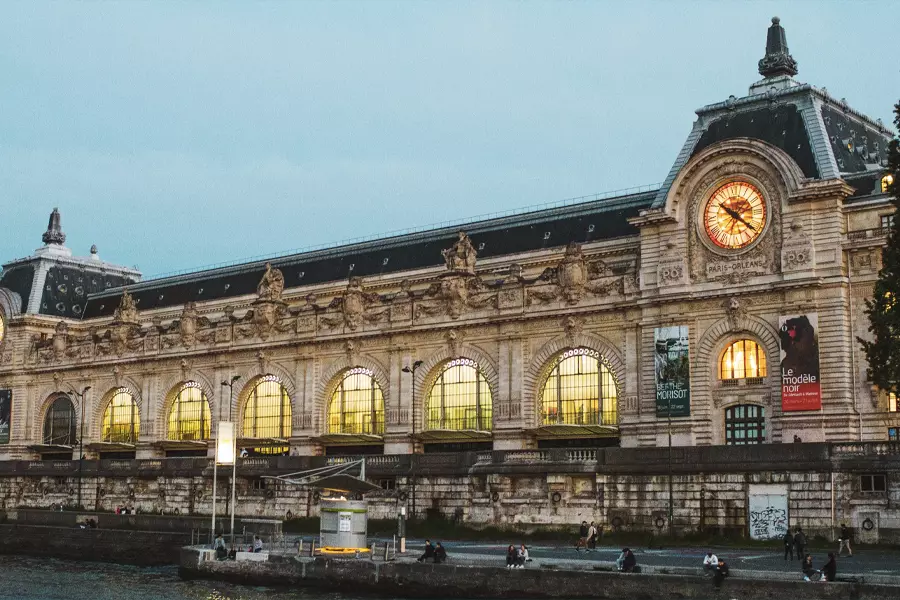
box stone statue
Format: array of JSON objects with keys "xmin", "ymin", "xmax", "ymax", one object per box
[
  {"xmin": 42, "ymin": 207, "xmax": 66, "ymax": 245},
  {"xmin": 113, "ymin": 290, "xmax": 139, "ymax": 324},
  {"xmin": 257, "ymin": 262, "xmax": 285, "ymax": 301},
  {"xmin": 442, "ymin": 231, "xmax": 477, "ymax": 274},
  {"xmin": 557, "ymin": 242, "xmax": 588, "ymax": 304}
]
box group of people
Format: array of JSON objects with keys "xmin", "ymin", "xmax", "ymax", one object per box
[
  {"xmin": 615, "ymin": 548, "xmax": 637, "ymax": 572},
  {"xmin": 114, "ymin": 505, "xmax": 135, "ymax": 515},
  {"xmin": 702, "ymin": 553, "xmax": 730, "ymax": 587},
  {"xmin": 213, "ymin": 533, "xmax": 264, "ymax": 560},
  {"xmin": 801, "ymin": 552, "xmax": 838, "ymax": 582},
  {"xmin": 575, "ymin": 520, "xmax": 601, "ymax": 551},
  {"xmin": 416, "ymin": 540, "xmax": 448, "ymax": 564},
  {"xmin": 505, "ymin": 544, "xmax": 530, "ymax": 568},
  {"xmin": 783, "ymin": 524, "xmax": 850, "ymax": 582}
]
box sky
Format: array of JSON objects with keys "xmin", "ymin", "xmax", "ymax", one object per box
[{"xmin": 1, "ymin": 1, "xmax": 897, "ymax": 278}]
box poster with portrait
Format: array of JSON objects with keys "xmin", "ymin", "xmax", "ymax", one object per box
[
  {"xmin": 654, "ymin": 326, "xmax": 690, "ymax": 417},
  {"xmin": 779, "ymin": 313, "xmax": 821, "ymax": 411},
  {"xmin": 0, "ymin": 389, "xmax": 10, "ymax": 444}
]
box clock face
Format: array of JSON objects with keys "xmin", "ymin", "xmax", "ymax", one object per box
[{"xmin": 703, "ymin": 181, "xmax": 766, "ymax": 249}]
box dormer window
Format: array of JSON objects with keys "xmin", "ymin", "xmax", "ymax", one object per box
[{"xmin": 883, "ymin": 174, "xmax": 894, "ymax": 194}]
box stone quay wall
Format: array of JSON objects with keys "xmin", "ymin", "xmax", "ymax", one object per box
[
  {"xmin": 180, "ymin": 548, "xmax": 899, "ymax": 600},
  {"xmin": 2, "ymin": 442, "xmax": 899, "ymax": 542}
]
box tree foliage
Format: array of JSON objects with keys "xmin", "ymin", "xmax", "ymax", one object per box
[{"xmin": 860, "ymin": 101, "xmax": 900, "ymax": 393}]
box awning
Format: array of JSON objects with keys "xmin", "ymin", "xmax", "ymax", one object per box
[
  {"xmin": 312, "ymin": 433, "xmax": 384, "ymax": 445},
  {"xmin": 87, "ymin": 441, "xmax": 136, "ymax": 452},
  {"xmin": 305, "ymin": 473, "xmax": 382, "ymax": 494},
  {"xmin": 237, "ymin": 437, "xmax": 289, "ymax": 447},
  {"xmin": 527, "ymin": 424, "xmax": 619, "ymax": 439},
  {"xmin": 27, "ymin": 444, "xmax": 73, "ymax": 454},
  {"xmin": 152, "ymin": 440, "xmax": 209, "ymax": 451},
  {"xmin": 411, "ymin": 429, "xmax": 492, "ymax": 442}
]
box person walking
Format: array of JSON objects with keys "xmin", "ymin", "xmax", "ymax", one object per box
[
  {"xmin": 587, "ymin": 521, "xmax": 598, "ymax": 551},
  {"xmin": 794, "ymin": 528, "xmax": 807, "ymax": 561},
  {"xmin": 783, "ymin": 530, "xmax": 795, "ymax": 561},
  {"xmin": 576, "ymin": 521, "xmax": 588, "ymax": 551},
  {"xmin": 837, "ymin": 524, "xmax": 853, "ymax": 557}
]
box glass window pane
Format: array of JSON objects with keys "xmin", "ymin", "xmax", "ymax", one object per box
[
  {"xmin": 724, "ymin": 404, "xmax": 765, "ymax": 445},
  {"xmin": 425, "ymin": 358, "xmax": 492, "ymax": 431},
  {"xmin": 43, "ymin": 395, "xmax": 76, "ymax": 446},
  {"xmin": 540, "ymin": 348, "xmax": 618, "ymax": 426},
  {"xmin": 242, "ymin": 376, "xmax": 292, "ymax": 454},
  {"xmin": 327, "ymin": 367, "xmax": 385, "ymax": 435},
  {"xmin": 167, "ymin": 382, "xmax": 211, "ymax": 441},
  {"xmin": 102, "ymin": 388, "xmax": 140, "ymax": 443},
  {"xmin": 720, "ymin": 340, "xmax": 767, "ymax": 380}
]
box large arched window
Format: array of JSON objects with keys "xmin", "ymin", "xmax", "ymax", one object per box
[
  {"xmin": 0, "ymin": 312, "xmax": 5, "ymax": 345},
  {"xmin": 327, "ymin": 368, "xmax": 385, "ymax": 435},
  {"xmin": 242, "ymin": 376, "xmax": 292, "ymax": 453},
  {"xmin": 540, "ymin": 348, "xmax": 618, "ymax": 426},
  {"xmin": 725, "ymin": 404, "xmax": 765, "ymax": 445},
  {"xmin": 43, "ymin": 395, "xmax": 76, "ymax": 446},
  {"xmin": 720, "ymin": 339, "xmax": 767, "ymax": 380},
  {"xmin": 101, "ymin": 388, "xmax": 140, "ymax": 444},
  {"xmin": 426, "ymin": 358, "xmax": 492, "ymax": 431},
  {"xmin": 167, "ymin": 382, "xmax": 211, "ymax": 441}
]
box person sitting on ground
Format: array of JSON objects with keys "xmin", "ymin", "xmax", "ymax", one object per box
[
  {"xmin": 214, "ymin": 534, "xmax": 227, "ymax": 561},
  {"xmin": 621, "ymin": 549, "xmax": 637, "ymax": 573},
  {"xmin": 87, "ymin": 518, "xmax": 97, "ymax": 529},
  {"xmin": 506, "ymin": 544, "xmax": 517, "ymax": 569},
  {"xmin": 417, "ymin": 540, "xmax": 435, "ymax": 563},
  {"xmin": 519, "ymin": 544, "xmax": 530, "ymax": 566},
  {"xmin": 822, "ymin": 553, "xmax": 837, "ymax": 582},
  {"xmin": 433, "ymin": 542, "xmax": 447, "ymax": 564},
  {"xmin": 576, "ymin": 521, "xmax": 588, "ymax": 551},
  {"xmin": 616, "ymin": 548, "xmax": 628, "ymax": 571},
  {"xmin": 713, "ymin": 559, "xmax": 729, "ymax": 587},
  {"xmin": 252, "ymin": 535, "xmax": 264, "ymax": 553},
  {"xmin": 702, "ymin": 551, "xmax": 718, "ymax": 574},
  {"xmin": 801, "ymin": 554, "xmax": 817, "ymax": 581}
]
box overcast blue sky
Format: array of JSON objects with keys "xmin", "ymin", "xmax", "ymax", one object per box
[{"xmin": 1, "ymin": 1, "xmax": 896, "ymax": 278}]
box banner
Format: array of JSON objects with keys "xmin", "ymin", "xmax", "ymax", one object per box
[
  {"xmin": 779, "ymin": 313, "xmax": 821, "ymax": 411},
  {"xmin": 654, "ymin": 326, "xmax": 690, "ymax": 417},
  {"xmin": 0, "ymin": 389, "xmax": 10, "ymax": 444}
]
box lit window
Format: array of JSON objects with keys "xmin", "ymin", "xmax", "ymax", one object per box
[
  {"xmin": 890, "ymin": 392, "xmax": 898, "ymax": 413},
  {"xmin": 882, "ymin": 174, "xmax": 894, "ymax": 194},
  {"xmin": 889, "ymin": 428, "xmax": 898, "ymax": 442},
  {"xmin": 540, "ymin": 348, "xmax": 618, "ymax": 426},
  {"xmin": 167, "ymin": 382, "xmax": 211, "ymax": 441},
  {"xmin": 426, "ymin": 358, "xmax": 493, "ymax": 431},
  {"xmin": 327, "ymin": 367, "xmax": 385, "ymax": 435},
  {"xmin": 882, "ymin": 215, "xmax": 895, "ymax": 230},
  {"xmin": 860, "ymin": 474, "xmax": 887, "ymax": 493},
  {"xmin": 241, "ymin": 376, "xmax": 291, "ymax": 454},
  {"xmin": 720, "ymin": 340, "xmax": 767, "ymax": 380},
  {"xmin": 43, "ymin": 395, "xmax": 76, "ymax": 446},
  {"xmin": 725, "ymin": 404, "xmax": 765, "ymax": 445},
  {"xmin": 102, "ymin": 388, "xmax": 140, "ymax": 444},
  {"xmin": 0, "ymin": 313, "xmax": 5, "ymax": 345}
]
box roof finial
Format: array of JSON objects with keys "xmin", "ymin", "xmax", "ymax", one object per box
[
  {"xmin": 758, "ymin": 16, "xmax": 798, "ymax": 78},
  {"xmin": 42, "ymin": 207, "xmax": 66, "ymax": 245}
]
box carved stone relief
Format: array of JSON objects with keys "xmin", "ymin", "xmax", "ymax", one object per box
[
  {"xmin": 321, "ymin": 277, "xmax": 388, "ymax": 331},
  {"xmin": 527, "ymin": 242, "xmax": 625, "ymax": 305}
]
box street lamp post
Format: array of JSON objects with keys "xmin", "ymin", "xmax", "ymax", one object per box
[
  {"xmin": 69, "ymin": 385, "xmax": 92, "ymax": 510},
  {"xmin": 401, "ymin": 361, "xmax": 423, "ymax": 521},
  {"xmin": 221, "ymin": 375, "xmax": 241, "ymax": 549},
  {"xmin": 667, "ymin": 395, "xmax": 673, "ymax": 537}
]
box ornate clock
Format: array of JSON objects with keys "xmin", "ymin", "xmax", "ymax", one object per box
[{"xmin": 703, "ymin": 181, "xmax": 767, "ymax": 249}]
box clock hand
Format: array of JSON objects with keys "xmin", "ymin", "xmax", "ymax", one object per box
[{"xmin": 719, "ymin": 203, "xmax": 756, "ymax": 231}]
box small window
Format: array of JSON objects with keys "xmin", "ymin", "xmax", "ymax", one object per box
[
  {"xmin": 724, "ymin": 404, "xmax": 766, "ymax": 445},
  {"xmin": 882, "ymin": 174, "xmax": 894, "ymax": 194},
  {"xmin": 890, "ymin": 392, "xmax": 898, "ymax": 413},
  {"xmin": 889, "ymin": 428, "xmax": 898, "ymax": 442},
  {"xmin": 881, "ymin": 215, "xmax": 894, "ymax": 231},
  {"xmin": 860, "ymin": 474, "xmax": 887, "ymax": 493},
  {"xmin": 378, "ymin": 478, "xmax": 396, "ymax": 491},
  {"xmin": 250, "ymin": 478, "xmax": 268, "ymax": 491}
]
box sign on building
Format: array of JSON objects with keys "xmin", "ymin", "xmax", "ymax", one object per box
[
  {"xmin": 748, "ymin": 484, "xmax": 789, "ymax": 540},
  {"xmin": 0, "ymin": 389, "xmax": 10, "ymax": 444},
  {"xmin": 779, "ymin": 314, "xmax": 821, "ymax": 411},
  {"xmin": 655, "ymin": 326, "xmax": 690, "ymax": 417},
  {"xmin": 338, "ymin": 512, "xmax": 352, "ymax": 532}
]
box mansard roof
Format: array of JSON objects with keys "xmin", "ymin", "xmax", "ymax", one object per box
[{"xmin": 80, "ymin": 187, "xmax": 656, "ymax": 319}]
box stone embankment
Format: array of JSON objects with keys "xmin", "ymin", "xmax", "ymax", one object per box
[{"xmin": 180, "ymin": 547, "xmax": 900, "ymax": 600}]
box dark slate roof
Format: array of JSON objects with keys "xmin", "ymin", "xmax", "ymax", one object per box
[
  {"xmin": 81, "ymin": 189, "xmax": 656, "ymax": 319},
  {"xmin": 0, "ymin": 264, "xmax": 35, "ymax": 314},
  {"xmin": 40, "ymin": 265, "xmax": 137, "ymax": 319},
  {"xmin": 821, "ymin": 104, "xmax": 891, "ymax": 174},
  {"xmin": 690, "ymin": 104, "xmax": 819, "ymax": 179}
]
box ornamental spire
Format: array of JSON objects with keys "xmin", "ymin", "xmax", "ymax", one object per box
[
  {"xmin": 758, "ymin": 16, "xmax": 798, "ymax": 78},
  {"xmin": 41, "ymin": 207, "xmax": 66, "ymax": 245}
]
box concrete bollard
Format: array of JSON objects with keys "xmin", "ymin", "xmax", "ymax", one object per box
[
  {"xmin": 371, "ymin": 542, "xmax": 376, "ymax": 556},
  {"xmin": 383, "ymin": 542, "xmax": 389, "ymax": 562},
  {"xmin": 298, "ymin": 539, "xmax": 303, "ymax": 554},
  {"xmin": 310, "ymin": 539, "xmax": 316, "ymax": 557}
]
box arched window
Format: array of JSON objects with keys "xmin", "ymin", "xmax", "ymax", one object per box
[
  {"xmin": 327, "ymin": 368, "xmax": 385, "ymax": 435},
  {"xmin": 425, "ymin": 358, "xmax": 492, "ymax": 431},
  {"xmin": 167, "ymin": 382, "xmax": 211, "ymax": 441},
  {"xmin": 725, "ymin": 404, "xmax": 765, "ymax": 445},
  {"xmin": 43, "ymin": 395, "xmax": 76, "ymax": 446},
  {"xmin": 0, "ymin": 312, "xmax": 5, "ymax": 345},
  {"xmin": 882, "ymin": 174, "xmax": 894, "ymax": 194},
  {"xmin": 101, "ymin": 388, "xmax": 140, "ymax": 444},
  {"xmin": 242, "ymin": 376, "xmax": 292, "ymax": 453},
  {"xmin": 540, "ymin": 348, "xmax": 618, "ymax": 426},
  {"xmin": 720, "ymin": 339, "xmax": 767, "ymax": 380}
]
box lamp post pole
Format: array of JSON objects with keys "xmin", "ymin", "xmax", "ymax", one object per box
[
  {"xmin": 667, "ymin": 395, "xmax": 673, "ymax": 537},
  {"xmin": 221, "ymin": 375, "xmax": 241, "ymax": 549},
  {"xmin": 69, "ymin": 386, "xmax": 91, "ymax": 510},
  {"xmin": 401, "ymin": 361, "xmax": 423, "ymax": 522}
]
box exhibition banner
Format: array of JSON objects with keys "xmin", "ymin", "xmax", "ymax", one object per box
[
  {"xmin": 0, "ymin": 389, "xmax": 10, "ymax": 444},
  {"xmin": 654, "ymin": 325, "xmax": 690, "ymax": 417},
  {"xmin": 779, "ymin": 313, "xmax": 822, "ymax": 411}
]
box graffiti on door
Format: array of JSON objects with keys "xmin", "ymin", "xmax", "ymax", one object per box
[{"xmin": 748, "ymin": 484, "xmax": 789, "ymax": 540}]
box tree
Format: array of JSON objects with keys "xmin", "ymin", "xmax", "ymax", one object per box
[{"xmin": 860, "ymin": 101, "xmax": 900, "ymax": 393}]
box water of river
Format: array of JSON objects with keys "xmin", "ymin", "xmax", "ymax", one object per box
[{"xmin": 0, "ymin": 556, "xmax": 355, "ymax": 600}]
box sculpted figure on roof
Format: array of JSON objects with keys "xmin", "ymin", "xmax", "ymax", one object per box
[
  {"xmin": 442, "ymin": 231, "xmax": 477, "ymax": 275},
  {"xmin": 257, "ymin": 262, "xmax": 285, "ymax": 301},
  {"xmin": 113, "ymin": 290, "xmax": 139, "ymax": 324}
]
